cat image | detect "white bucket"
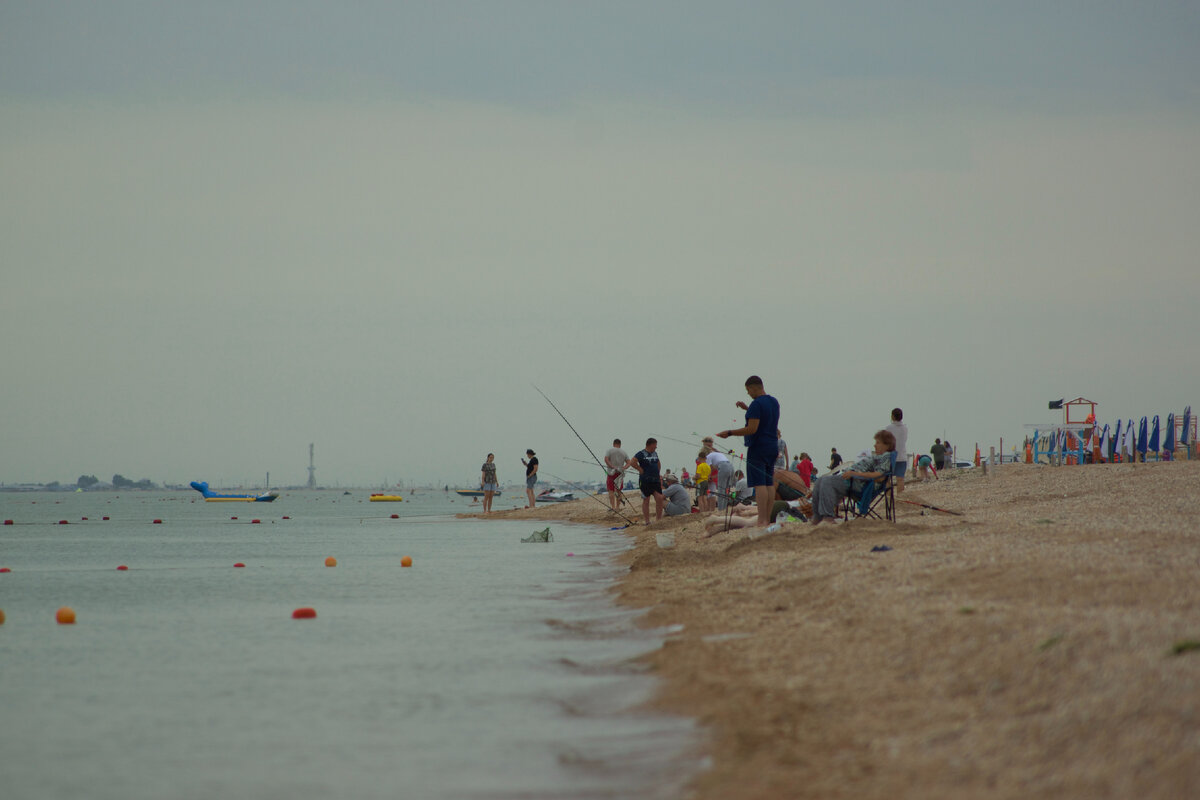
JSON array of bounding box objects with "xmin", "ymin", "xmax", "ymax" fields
[{"xmin": 655, "ymin": 532, "xmax": 675, "ymax": 549}]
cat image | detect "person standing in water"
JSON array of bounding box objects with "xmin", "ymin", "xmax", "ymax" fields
[
  {"xmin": 627, "ymin": 438, "xmax": 665, "ymax": 524},
  {"xmin": 521, "ymin": 449, "xmax": 539, "ymax": 508},
  {"xmin": 604, "ymin": 438, "xmax": 629, "ymax": 512},
  {"xmin": 480, "ymin": 453, "xmax": 498, "ymax": 514}
]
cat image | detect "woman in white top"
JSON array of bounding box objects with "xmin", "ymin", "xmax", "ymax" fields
[{"xmin": 884, "ymin": 408, "xmax": 909, "ymax": 493}]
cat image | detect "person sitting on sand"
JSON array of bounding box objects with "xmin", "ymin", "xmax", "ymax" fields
[
  {"xmin": 703, "ymin": 498, "xmax": 808, "ymax": 535},
  {"xmin": 809, "ymin": 430, "xmax": 896, "ymax": 525},
  {"xmin": 661, "ymin": 473, "xmax": 692, "ymax": 517}
]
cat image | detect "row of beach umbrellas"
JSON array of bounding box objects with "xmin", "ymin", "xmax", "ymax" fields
[{"xmin": 1049, "ymin": 406, "xmax": 1192, "ymax": 458}]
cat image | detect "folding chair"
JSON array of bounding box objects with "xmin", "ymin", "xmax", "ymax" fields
[{"xmin": 840, "ymin": 452, "xmax": 896, "ymax": 522}]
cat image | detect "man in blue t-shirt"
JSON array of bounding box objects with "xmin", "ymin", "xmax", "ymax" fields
[
  {"xmin": 626, "ymin": 437, "xmax": 665, "ymax": 524},
  {"xmin": 717, "ymin": 376, "xmax": 780, "ymax": 528}
]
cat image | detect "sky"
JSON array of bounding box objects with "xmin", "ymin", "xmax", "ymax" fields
[{"xmin": 2, "ymin": 2, "xmax": 1199, "ymax": 488}]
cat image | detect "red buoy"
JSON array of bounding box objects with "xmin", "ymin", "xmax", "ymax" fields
[
  {"xmin": 59, "ymin": 520, "xmax": 70, "ymax": 525},
  {"xmin": 391, "ymin": 514, "xmax": 399, "ymax": 519},
  {"xmin": 0, "ymin": 567, "xmax": 11, "ymax": 573},
  {"xmin": 152, "ymin": 519, "xmax": 162, "ymax": 524},
  {"xmin": 251, "ymin": 519, "xmax": 261, "ymax": 524},
  {"xmin": 3, "ymin": 520, "xmax": 13, "ymax": 525},
  {"xmin": 292, "ymin": 607, "xmax": 317, "ymax": 619},
  {"xmin": 116, "ymin": 565, "xmax": 128, "ymax": 571},
  {"xmin": 233, "ymin": 562, "xmax": 245, "ymax": 568}
]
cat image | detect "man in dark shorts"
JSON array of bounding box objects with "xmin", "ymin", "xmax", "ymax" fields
[
  {"xmin": 717, "ymin": 376, "xmax": 780, "ymax": 528},
  {"xmin": 829, "ymin": 448, "xmax": 843, "ymax": 472},
  {"xmin": 627, "ymin": 438, "xmax": 665, "ymax": 524},
  {"xmin": 931, "ymin": 439, "xmax": 946, "ymax": 471}
]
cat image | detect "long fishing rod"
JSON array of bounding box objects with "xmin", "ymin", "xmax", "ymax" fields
[
  {"xmin": 560, "ymin": 457, "xmax": 630, "ymax": 508},
  {"xmin": 654, "ymin": 432, "xmax": 741, "ymax": 459},
  {"xmin": 538, "ymin": 467, "xmax": 636, "ymax": 528},
  {"xmin": 533, "ymin": 385, "xmax": 611, "ymax": 474},
  {"xmin": 898, "ymin": 499, "xmax": 963, "ymax": 516}
]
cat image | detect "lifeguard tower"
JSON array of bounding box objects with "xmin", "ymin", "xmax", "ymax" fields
[{"xmin": 1027, "ymin": 397, "xmax": 1096, "ymax": 465}]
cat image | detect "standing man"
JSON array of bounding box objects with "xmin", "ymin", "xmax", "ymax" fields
[
  {"xmin": 931, "ymin": 438, "xmax": 946, "ymax": 472},
  {"xmin": 885, "ymin": 408, "xmax": 909, "ymax": 493},
  {"xmin": 604, "ymin": 438, "xmax": 628, "ymax": 512},
  {"xmin": 702, "ymin": 439, "xmax": 734, "ymax": 510},
  {"xmin": 829, "ymin": 448, "xmax": 843, "ymax": 472},
  {"xmin": 717, "ymin": 375, "xmax": 780, "ymax": 528},
  {"xmin": 627, "ymin": 438, "xmax": 665, "ymax": 524},
  {"xmin": 521, "ymin": 449, "xmax": 539, "ymax": 508}
]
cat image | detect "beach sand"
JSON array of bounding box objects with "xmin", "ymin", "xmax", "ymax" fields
[{"xmin": 463, "ymin": 460, "xmax": 1200, "ymax": 798}]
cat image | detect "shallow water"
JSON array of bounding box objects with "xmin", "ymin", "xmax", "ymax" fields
[{"xmin": 0, "ymin": 491, "xmax": 698, "ymax": 799}]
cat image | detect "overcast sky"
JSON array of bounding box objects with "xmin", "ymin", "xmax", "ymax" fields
[{"xmin": 3, "ymin": 2, "xmax": 1198, "ymax": 488}]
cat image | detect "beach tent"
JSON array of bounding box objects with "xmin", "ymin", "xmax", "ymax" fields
[
  {"xmin": 1165, "ymin": 413, "xmax": 1176, "ymax": 455},
  {"xmin": 1149, "ymin": 415, "xmax": 1160, "ymax": 455},
  {"xmin": 1137, "ymin": 417, "xmax": 1148, "ymax": 459}
]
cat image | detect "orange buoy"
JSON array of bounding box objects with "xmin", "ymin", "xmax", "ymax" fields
[
  {"xmin": 0, "ymin": 609, "xmax": 5, "ymax": 624},
  {"xmin": 116, "ymin": 565, "xmax": 128, "ymax": 571},
  {"xmin": 401, "ymin": 556, "xmax": 413, "ymax": 568},
  {"xmin": 292, "ymin": 607, "xmax": 317, "ymax": 619},
  {"xmin": 56, "ymin": 607, "xmax": 76, "ymax": 624},
  {"xmin": 234, "ymin": 562, "xmax": 246, "ymax": 568},
  {"xmin": 324, "ymin": 557, "xmax": 337, "ymax": 567}
]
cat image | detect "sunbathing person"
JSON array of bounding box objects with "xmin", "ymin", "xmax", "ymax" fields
[{"xmin": 809, "ymin": 430, "xmax": 896, "ymax": 525}]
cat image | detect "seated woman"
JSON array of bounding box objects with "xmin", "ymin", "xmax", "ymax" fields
[{"xmin": 809, "ymin": 430, "xmax": 896, "ymax": 525}]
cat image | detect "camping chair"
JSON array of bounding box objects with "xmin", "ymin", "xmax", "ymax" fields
[{"xmin": 839, "ymin": 452, "xmax": 896, "ymax": 522}]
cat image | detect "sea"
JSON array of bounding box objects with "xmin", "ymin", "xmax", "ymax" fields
[{"xmin": 0, "ymin": 489, "xmax": 700, "ymax": 800}]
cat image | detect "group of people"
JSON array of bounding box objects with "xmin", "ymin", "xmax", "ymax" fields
[
  {"xmin": 477, "ymin": 449, "xmax": 540, "ymax": 513},
  {"xmin": 481, "ymin": 377, "xmax": 945, "ymax": 532}
]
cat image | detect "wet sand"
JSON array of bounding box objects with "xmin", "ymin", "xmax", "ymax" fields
[{"xmin": 464, "ymin": 460, "xmax": 1200, "ymax": 798}]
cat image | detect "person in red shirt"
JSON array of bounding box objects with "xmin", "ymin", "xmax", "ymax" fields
[{"xmin": 796, "ymin": 452, "xmax": 815, "ymax": 488}]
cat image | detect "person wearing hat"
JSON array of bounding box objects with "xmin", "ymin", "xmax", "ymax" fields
[
  {"xmin": 521, "ymin": 449, "xmax": 539, "ymax": 508},
  {"xmin": 661, "ymin": 472, "xmax": 692, "ymax": 516}
]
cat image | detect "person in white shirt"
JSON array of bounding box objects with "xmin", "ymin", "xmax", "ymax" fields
[
  {"xmin": 703, "ymin": 442, "xmax": 735, "ymax": 511},
  {"xmin": 884, "ymin": 408, "xmax": 909, "ymax": 493}
]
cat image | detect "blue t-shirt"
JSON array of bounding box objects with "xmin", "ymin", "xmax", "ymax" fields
[
  {"xmin": 633, "ymin": 449, "xmax": 661, "ymax": 481},
  {"xmin": 744, "ymin": 394, "xmax": 780, "ymax": 451}
]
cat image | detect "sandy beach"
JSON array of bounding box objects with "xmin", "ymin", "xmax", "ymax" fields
[{"xmin": 465, "ymin": 460, "xmax": 1200, "ymax": 798}]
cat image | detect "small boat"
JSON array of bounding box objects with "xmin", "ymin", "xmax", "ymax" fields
[
  {"xmin": 368, "ymin": 493, "xmax": 404, "ymax": 502},
  {"xmin": 535, "ymin": 489, "xmax": 574, "ymax": 503},
  {"xmin": 456, "ymin": 488, "xmax": 502, "ymax": 498},
  {"xmin": 190, "ymin": 481, "xmax": 279, "ymax": 503}
]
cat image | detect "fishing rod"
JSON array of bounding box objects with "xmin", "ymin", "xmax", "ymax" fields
[
  {"xmin": 654, "ymin": 432, "xmax": 742, "ymax": 459},
  {"xmin": 538, "ymin": 467, "xmax": 636, "ymax": 528},
  {"xmin": 533, "ymin": 385, "xmax": 611, "ymax": 474},
  {"xmin": 898, "ymin": 499, "xmax": 963, "ymax": 516}
]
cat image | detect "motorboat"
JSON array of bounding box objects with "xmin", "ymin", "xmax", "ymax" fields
[
  {"xmin": 456, "ymin": 488, "xmax": 501, "ymax": 498},
  {"xmin": 535, "ymin": 489, "xmax": 574, "ymax": 503},
  {"xmin": 190, "ymin": 481, "xmax": 279, "ymax": 502},
  {"xmin": 368, "ymin": 493, "xmax": 404, "ymax": 502}
]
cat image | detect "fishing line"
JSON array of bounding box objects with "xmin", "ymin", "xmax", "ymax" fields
[{"xmin": 537, "ymin": 467, "xmax": 636, "ymax": 528}]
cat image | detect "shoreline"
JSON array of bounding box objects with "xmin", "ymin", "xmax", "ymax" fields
[{"xmin": 463, "ymin": 462, "xmax": 1200, "ymax": 798}]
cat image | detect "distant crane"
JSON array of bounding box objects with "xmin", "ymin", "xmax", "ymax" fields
[{"xmin": 307, "ymin": 443, "xmax": 317, "ymax": 489}]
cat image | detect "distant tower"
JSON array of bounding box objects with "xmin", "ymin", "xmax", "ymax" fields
[{"xmin": 307, "ymin": 443, "xmax": 316, "ymax": 489}]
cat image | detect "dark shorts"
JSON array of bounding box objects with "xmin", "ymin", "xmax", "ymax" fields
[
  {"xmin": 776, "ymin": 482, "xmax": 804, "ymax": 501},
  {"xmin": 893, "ymin": 461, "xmax": 907, "ymax": 478},
  {"xmin": 639, "ymin": 478, "xmax": 662, "ymax": 497},
  {"xmin": 746, "ymin": 447, "xmax": 777, "ymax": 488},
  {"xmin": 606, "ymin": 472, "xmax": 622, "ymax": 492}
]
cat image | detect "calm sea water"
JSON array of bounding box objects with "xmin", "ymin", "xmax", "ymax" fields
[{"xmin": 0, "ymin": 490, "xmax": 698, "ymax": 799}]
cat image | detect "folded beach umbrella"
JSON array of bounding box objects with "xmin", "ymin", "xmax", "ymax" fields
[
  {"xmin": 1183, "ymin": 406, "xmax": 1192, "ymax": 445},
  {"xmin": 1165, "ymin": 413, "xmax": 1176, "ymax": 453},
  {"xmin": 1099, "ymin": 424, "xmax": 1110, "ymax": 459},
  {"xmin": 1149, "ymin": 415, "xmax": 1160, "ymax": 453},
  {"xmin": 1118, "ymin": 419, "xmax": 1130, "ymax": 458},
  {"xmin": 1137, "ymin": 417, "xmax": 1148, "ymax": 457}
]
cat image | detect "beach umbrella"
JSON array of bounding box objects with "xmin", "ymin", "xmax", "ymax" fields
[
  {"xmin": 1118, "ymin": 419, "xmax": 1130, "ymax": 459},
  {"xmin": 1183, "ymin": 406, "xmax": 1192, "ymax": 445},
  {"xmin": 1137, "ymin": 417, "xmax": 1148, "ymax": 457},
  {"xmin": 1099, "ymin": 424, "xmax": 1111, "ymax": 460},
  {"xmin": 1165, "ymin": 413, "xmax": 1176, "ymax": 453},
  {"xmin": 1149, "ymin": 415, "xmax": 1160, "ymax": 454}
]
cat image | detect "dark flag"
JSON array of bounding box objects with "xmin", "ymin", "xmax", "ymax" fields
[{"xmin": 1048, "ymin": 399, "xmax": 1064, "ymax": 410}]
